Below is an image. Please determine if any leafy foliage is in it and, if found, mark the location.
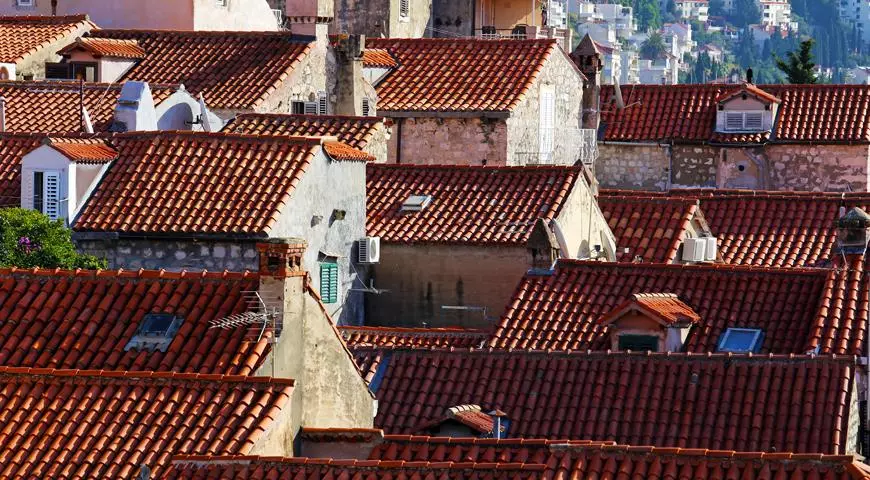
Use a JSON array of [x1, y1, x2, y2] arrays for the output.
[[729, 0, 761, 28], [0, 209, 105, 269], [775, 39, 818, 83], [635, 0, 662, 31], [640, 32, 667, 59]]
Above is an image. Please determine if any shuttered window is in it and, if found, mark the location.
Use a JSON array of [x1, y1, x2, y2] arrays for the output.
[[33, 171, 61, 221], [725, 112, 744, 130], [320, 262, 339, 304], [724, 111, 766, 131], [399, 0, 410, 18], [362, 97, 371, 117], [539, 89, 555, 163], [744, 112, 763, 130], [318, 91, 328, 115]]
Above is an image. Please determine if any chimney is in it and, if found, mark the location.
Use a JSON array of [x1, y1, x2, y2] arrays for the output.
[[570, 35, 602, 130], [836, 207, 870, 255], [746, 67, 754, 84], [110, 81, 158, 132], [0, 96, 5, 132], [334, 34, 366, 116]]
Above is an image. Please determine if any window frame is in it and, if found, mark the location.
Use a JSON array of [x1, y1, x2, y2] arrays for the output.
[[16, 0, 35, 7], [717, 327, 764, 353], [618, 333, 660, 352]]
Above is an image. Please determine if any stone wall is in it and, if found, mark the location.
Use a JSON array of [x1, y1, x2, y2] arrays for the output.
[[74, 237, 260, 271], [596, 142, 870, 192], [388, 117, 509, 165], [332, 0, 429, 37], [367, 243, 530, 329], [506, 48, 584, 166], [364, 120, 390, 163]]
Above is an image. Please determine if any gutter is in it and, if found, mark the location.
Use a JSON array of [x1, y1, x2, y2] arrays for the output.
[[381, 110, 511, 119]]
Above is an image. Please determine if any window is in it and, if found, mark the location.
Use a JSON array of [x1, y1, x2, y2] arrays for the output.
[[124, 313, 184, 352], [291, 100, 318, 115], [216, 0, 229, 5], [618, 334, 659, 352], [33, 171, 60, 221], [44, 62, 97, 81], [539, 88, 555, 163], [0, 66, 8, 80], [724, 111, 766, 131], [401, 194, 432, 212], [16, 0, 34, 6], [320, 262, 340, 304], [362, 97, 371, 117], [717, 328, 764, 353], [317, 91, 328, 115], [399, 0, 410, 18]]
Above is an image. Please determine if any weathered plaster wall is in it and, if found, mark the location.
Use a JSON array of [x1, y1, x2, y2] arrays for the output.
[[506, 50, 584, 166], [388, 117, 509, 165], [253, 274, 374, 456], [367, 243, 529, 329], [389, 0, 431, 37], [671, 144, 718, 188], [269, 150, 367, 326], [555, 173, 614, 259], [193, 0, 279, 30], [332, 0, 430, 37], [253, 36, 335, 117], [596, 143, 670, 191], [363, 121, 390, 164], [14, 23, 93, 80], [764, 144, 870, 192], [431, 0, 475, 36], [73, 237, 261, 271]]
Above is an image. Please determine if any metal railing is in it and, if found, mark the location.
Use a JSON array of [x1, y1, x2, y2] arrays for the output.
[[514, 129, 599, 166]]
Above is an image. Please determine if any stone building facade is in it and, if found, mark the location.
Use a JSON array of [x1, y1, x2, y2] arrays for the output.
[[332, 0, 431, 38]]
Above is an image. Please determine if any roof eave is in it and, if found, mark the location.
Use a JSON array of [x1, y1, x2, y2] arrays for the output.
[[380, 110, 511, 119]]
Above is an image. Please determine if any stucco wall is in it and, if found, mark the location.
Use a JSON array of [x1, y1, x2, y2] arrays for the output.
[[555, 173, 614, 259], [74, 237, 261, 271], [193, 0, 279, 30], [506, 49, 584, 166], [596, 143, 671, 191], [367, 243, 530, 329], [269, 150, 367, 326], [13, 22, 93, 80], [364, 122, 390, 164], [671, 145, 718, 188], [431, 0, 475, 36], [253, 274, 374, 456], [388, 117, 509, 165]]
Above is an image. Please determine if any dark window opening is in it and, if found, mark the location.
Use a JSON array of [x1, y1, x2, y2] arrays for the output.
[[33, 171, 43, 213], [618, 334, 659, 352]]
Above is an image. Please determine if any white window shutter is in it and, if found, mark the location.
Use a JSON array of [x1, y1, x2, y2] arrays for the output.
[[362, 98, 371, 117], [400, 0, 410, 17], [725, 112, 743, 131], [318, 92, 328, 115], [304, 102, 318, 115], [43, 172, 60, 221], [744, 112, 763, 130], [539, 90, 555, 162]]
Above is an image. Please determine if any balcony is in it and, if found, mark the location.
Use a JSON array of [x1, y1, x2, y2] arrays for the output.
[[477, 25, 573, 50], [514, 128, 599, 166]]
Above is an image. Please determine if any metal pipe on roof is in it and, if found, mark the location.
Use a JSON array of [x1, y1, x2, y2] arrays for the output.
[[0, 96, 5, 132]]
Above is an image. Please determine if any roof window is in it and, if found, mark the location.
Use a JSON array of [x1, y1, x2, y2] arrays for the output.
[[124, 313, 184, 352], [717, 327, 764, 353], [401, 195, 432, 212]]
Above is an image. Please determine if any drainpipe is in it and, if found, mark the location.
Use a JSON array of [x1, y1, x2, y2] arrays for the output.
[[0, 96, 5, 132], [395, 118, 404, 164]]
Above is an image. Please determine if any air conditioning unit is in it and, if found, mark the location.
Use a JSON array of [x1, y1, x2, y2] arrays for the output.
[[681, 238, 706, 262], [358, 236, 381, 264], [704, 236, 718, 261]]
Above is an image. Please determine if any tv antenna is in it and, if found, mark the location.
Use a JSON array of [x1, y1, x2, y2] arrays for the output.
[[209, 291, 282, 343]]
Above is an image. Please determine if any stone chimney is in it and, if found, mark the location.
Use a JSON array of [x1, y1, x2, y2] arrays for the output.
[[334, 34, 366, 117], [257, 238, 308, 310], [110, 81, 158, 132], [570, 34, 602, 130], [285, 0, 333, 38]]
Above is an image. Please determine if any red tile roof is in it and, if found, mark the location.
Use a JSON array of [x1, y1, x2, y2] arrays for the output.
[[0, 267, 271, 373], [340, 326, 489, 349], [598, 195, 699, 262], [0, 15, 95, 63], [58, 37, 146, 59], [85, 30, 314, 110], [360, 349, 856, 453], [364, 49, 399, 68], [323, 141, 376, 161], [47, 138, 118, 163], [369, 437, 870, 480], [0, 368, 292, 478], [489, 259, 866, 354], [600, 84, 870, 143], [300, 427, 385, 443], [0, 133, 44, 207], [166, 456, 547, 480], [599, 292, 701, 326], [0, 80, 178, 133], [367, 164, 582, 245], [365, 38, 561, 113], [73, 132, 321, 235], [223, 113, 386, 151]]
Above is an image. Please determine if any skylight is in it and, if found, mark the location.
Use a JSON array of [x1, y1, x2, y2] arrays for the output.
[[717, 328, 764, 353], [124, 313, 184, 352], [401, 194, 433, 212]]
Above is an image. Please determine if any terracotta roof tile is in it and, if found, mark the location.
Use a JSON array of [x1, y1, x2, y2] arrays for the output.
[[488, 259, 866, 354], [363, 48, 399, 68], [224, 113, 386, 151], [58, 37, 146, 59], [0, 368, 292, 478], [0, 133, 44, 207], [600, 84, 870, 143], [300, 427, 384, 443], [73, 132, 320, 235], [367, 164, 582, 245], [360, 349, 855, 453], [599, 195, 699, 262], [0, 15, 95, 63], [47, 138, 117, 163], [0, 267, 271, 373], [365, 437, 870, 480], [0, 81, 177, 133], [323, 141, 376, 161], [340, 326, 489, 348], [599, 292, 701, 326], [86, 30, 314, 110], [366, 38, 559, 112]]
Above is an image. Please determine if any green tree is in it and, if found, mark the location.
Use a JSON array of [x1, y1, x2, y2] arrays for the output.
[[640, 32, 667, 59], [635, 0, 662, 31], [775, 39, 818, 83], [0, 208, 105, 269], [709, 0, 726, 16], [730, 0, 761, 28]]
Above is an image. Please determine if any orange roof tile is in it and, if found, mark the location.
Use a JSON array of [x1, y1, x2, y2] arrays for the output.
[[366, 437, 870, 480], [340, 326, 489, 349], [47, 138, 118, 163], [600, 84, 870, 143], [300, 427, 385, 443], [0, 80, 178, 133], [599, 292, 701, 326], [599, 195, 699, 262], [0, 267, 271, 373], [357, 349, 855, 453], [363, 48, 399, 68], [323, 141, 376, 161], [366, 38, 560, 113], [488, 259, 866, 354], [224, 113, 386, 151], [85, 30, 314, 110], [366, 164, 582, 245], [73, 132, 321, 235], [0, 368, 292, 478], [0, 133, 44, 207], [58, 37, 147, 59], [0, 15, 95, 63]]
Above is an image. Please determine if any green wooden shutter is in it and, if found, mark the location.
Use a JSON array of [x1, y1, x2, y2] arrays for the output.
[[320, 263, 339, 304]]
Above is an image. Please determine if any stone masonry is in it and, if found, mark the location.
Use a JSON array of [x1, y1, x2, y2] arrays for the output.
[[74, 238, 260, 272]]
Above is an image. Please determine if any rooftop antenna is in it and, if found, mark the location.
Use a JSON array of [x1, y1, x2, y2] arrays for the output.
[[209, 291, 283, 344]]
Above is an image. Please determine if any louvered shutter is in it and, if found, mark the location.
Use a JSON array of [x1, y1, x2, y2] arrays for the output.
[[304, 102, 318, 115], [318, 92, 328, 115], [744, 112, 763, 130], [400, 0, 410, 17], [42, 172, 61, 221], [362, 98, 371, 117], [320, 263, 339, 304], [725, 112, 744, 131], [539, 90, 555, 163]]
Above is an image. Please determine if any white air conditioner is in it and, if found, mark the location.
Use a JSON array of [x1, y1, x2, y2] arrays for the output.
[[358, 237, 381, 263], [681, 238, 706, 262], [704, 236, 718, 262]]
